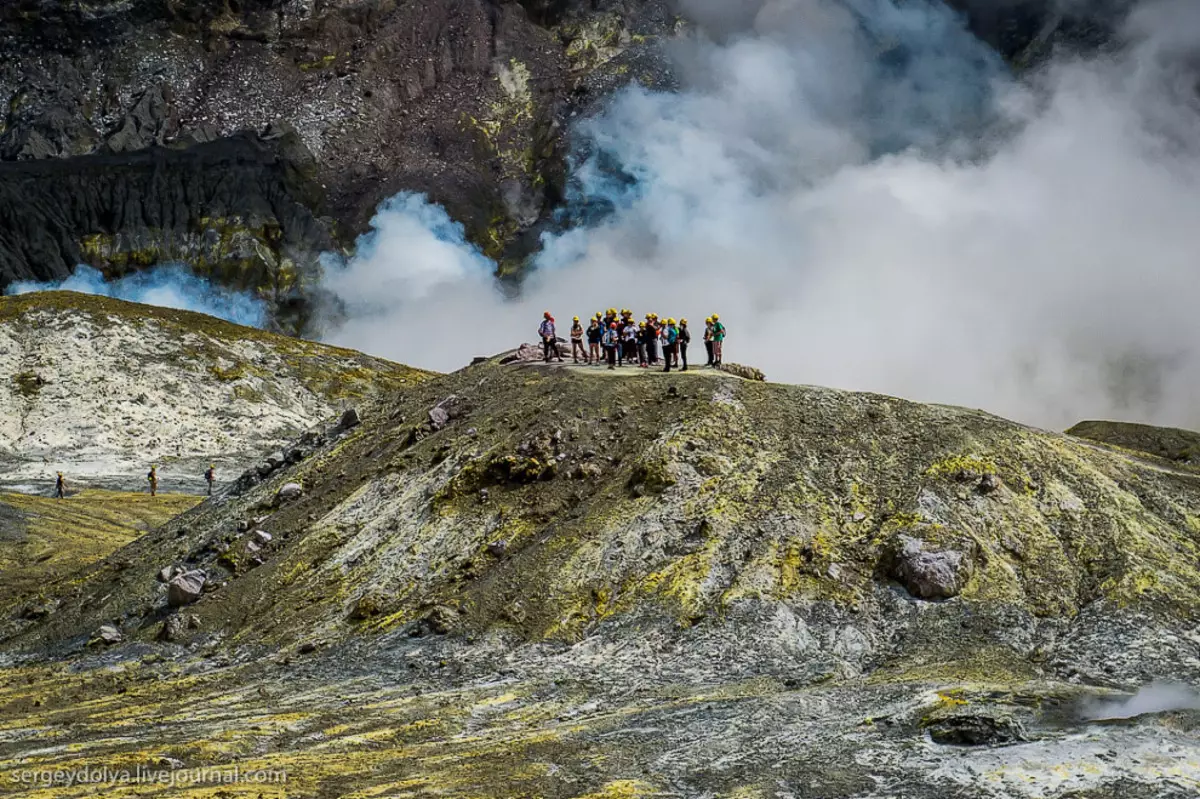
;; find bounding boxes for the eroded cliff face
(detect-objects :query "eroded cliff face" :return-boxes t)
[0,0,678,292]
[2,353,1199,797]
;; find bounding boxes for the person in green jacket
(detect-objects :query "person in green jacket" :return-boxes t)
[711,314,726,367]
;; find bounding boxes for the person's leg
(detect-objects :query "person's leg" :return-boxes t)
[681,343,688,371]
[608,347,616,369]
[662,346,672,373]
[705,341,713,366]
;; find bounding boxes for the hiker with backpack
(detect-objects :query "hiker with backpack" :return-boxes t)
[55,472,66,500]
[147,465,159,497]
[711,314,726,367]
[538,312,562,363]
[204,464,216,496]
[662,319,680,373]
[602,323,621,370]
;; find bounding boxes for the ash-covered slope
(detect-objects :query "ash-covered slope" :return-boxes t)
[0,292,434,491]
[4,361,1200,796]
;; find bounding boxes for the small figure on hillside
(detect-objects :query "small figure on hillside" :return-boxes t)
[147,464,159,497]
[55,472,66,500]
[204,463,216,496]
[587,317,603,365]
[704,317,715,366]
[662,319,680,373]
[570,317,587,364]
[538,312,562,363]
[678,319,691,372]
[711,314,726,367]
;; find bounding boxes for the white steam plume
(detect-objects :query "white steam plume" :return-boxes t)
[1083,682,1200,720]
[320,0,1200,430]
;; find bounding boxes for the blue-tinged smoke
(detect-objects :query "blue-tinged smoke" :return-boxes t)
[6,265,267,328]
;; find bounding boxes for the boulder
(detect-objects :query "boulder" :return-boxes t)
[335,408,361,432]
[886,536,974,600]
[253,530,273,545]
[978,473,1003,494]
[487,540,507,558]
[96,625,123,645]
[266,451,285,469]
[156,565,181,584]
[167,570,207,607]
[276,483,304,503]
[429,406,450,430]
[159,613,200,643]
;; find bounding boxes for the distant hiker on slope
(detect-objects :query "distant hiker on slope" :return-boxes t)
[205,463,216,496]
[570,317,587,363]
[538,312,562,363]
[147,465,158,497]
[55,472,66,500]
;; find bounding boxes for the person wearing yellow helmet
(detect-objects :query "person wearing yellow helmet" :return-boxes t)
[55,471,66,500]
[570,316,586,364]
[147,464,158,497]
[204,463,216,496]
[644,314,660,366]
[678,318,691,372]
[661,318,680,373]
[711,314,726,367]
[587,314,603,364]
[704,317,715,366]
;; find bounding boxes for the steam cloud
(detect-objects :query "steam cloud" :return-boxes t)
[320,0,1200,430]
[6,265,267,328]
[1083,682,1200,720]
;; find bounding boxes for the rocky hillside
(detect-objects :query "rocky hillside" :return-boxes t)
[3,358,1200,796]
[0,292,433,492]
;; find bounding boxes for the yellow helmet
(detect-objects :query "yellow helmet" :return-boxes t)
[712,314,720,321]
[57,471,63,476]
[680,318,688,324]
[667,318,676,325]
[210,463,215,469]
[705,317,713,323]
[573,316,579,321]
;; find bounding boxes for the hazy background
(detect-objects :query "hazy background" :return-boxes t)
[8,0,1200,431]
[318,0,1200,430]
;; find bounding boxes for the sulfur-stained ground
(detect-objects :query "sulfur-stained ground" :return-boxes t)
[0,490,202,605]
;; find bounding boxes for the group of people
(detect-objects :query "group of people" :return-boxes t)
[538,310,727,372]
[53,463,218,499]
